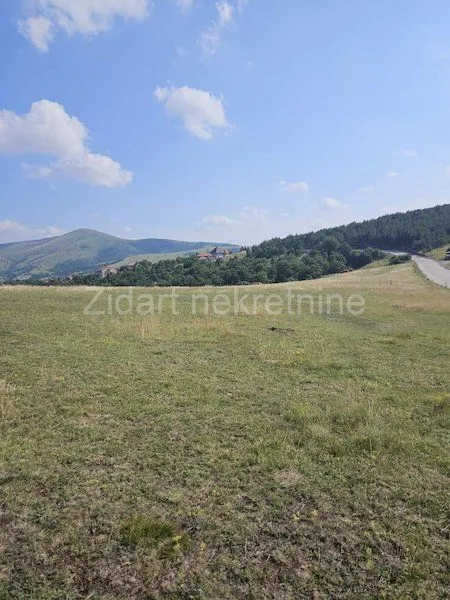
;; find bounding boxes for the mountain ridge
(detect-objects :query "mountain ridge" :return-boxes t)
[0,229,240,279]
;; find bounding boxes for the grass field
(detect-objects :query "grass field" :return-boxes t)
[0,263,449,599]
[426,245,450,269]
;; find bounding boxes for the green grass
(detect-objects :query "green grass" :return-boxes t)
[426,245,450,268]
[0,263,449,599]
[426,245,448,260]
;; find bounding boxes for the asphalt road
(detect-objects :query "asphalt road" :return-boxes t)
[412,255,450,288]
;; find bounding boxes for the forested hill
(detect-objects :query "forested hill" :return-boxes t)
[249,204,450,259]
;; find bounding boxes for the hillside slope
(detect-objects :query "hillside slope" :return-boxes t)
[0,229,238,279]
[250,204,450,258]
[110,247,226,268]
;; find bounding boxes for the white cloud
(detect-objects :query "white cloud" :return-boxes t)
[154,85,229,140]
[198,25,221,57]
[198,1,234,56]
[201,207,270,232]
[18,0,150,51]
[174,0,195,10]
[216,1,234,26]
[202,214,240,226]
[387,171,399,179]
[0,220,63,242]
[0,220,27,234]
[278,180,309,193]
[320,197,349,210]
[18,16,55,52]
[240,207,270,222]
[402,149,419,158]
[24,153,133,188]
[0,100,133,187]
[0,100,87,156]
[38,225,64,236]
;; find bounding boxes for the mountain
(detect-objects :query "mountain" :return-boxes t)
[249,204,450,258]
[0,229,239,279]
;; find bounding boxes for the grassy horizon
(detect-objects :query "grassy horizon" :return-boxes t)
[0,263,449,599]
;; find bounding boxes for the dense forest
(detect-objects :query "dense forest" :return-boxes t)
[248,204,450,259]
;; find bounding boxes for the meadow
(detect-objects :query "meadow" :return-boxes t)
[0,263,449,599]
[427,245,450,268]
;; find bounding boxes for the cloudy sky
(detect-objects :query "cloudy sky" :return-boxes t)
[1,0,450,244]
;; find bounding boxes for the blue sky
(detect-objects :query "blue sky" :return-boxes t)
[1,0,450,245]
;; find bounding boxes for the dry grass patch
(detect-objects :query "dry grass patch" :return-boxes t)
[0,379,17,420]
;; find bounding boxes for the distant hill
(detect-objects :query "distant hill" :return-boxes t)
[0,229,239,279]
[110,247,228,268]
[249,204,450,258]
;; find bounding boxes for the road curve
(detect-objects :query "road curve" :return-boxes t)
[412,255,450,288]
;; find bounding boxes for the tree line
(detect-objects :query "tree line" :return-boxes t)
[248,204,450,259]
[63,241,384,287]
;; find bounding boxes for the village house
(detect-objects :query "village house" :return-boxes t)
[211,247,231,259]
[99,265,118,278]
[197,247,231,262]
[197,252,213,262]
